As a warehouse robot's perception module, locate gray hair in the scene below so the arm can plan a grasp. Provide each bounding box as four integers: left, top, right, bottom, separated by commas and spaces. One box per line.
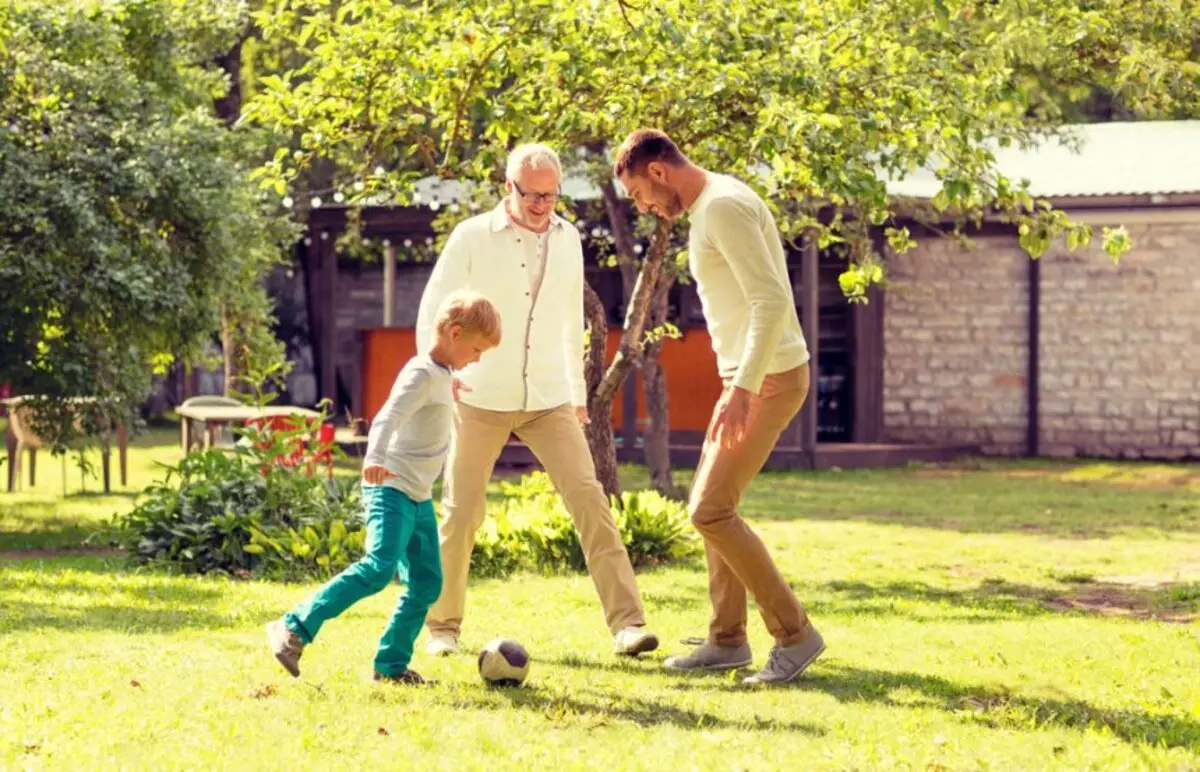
505, 143, 561, 181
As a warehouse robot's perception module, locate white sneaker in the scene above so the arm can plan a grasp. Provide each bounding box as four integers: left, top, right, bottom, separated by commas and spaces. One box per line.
426, 633, 460, 657
613, 625, 660, 656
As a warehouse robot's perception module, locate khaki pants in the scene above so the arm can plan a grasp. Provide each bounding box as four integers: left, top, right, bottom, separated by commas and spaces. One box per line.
691, 364, 815, 648
426, 403, 646, 638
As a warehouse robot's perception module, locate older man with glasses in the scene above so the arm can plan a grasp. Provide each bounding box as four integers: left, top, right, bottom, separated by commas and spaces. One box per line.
415, 143, 659, 658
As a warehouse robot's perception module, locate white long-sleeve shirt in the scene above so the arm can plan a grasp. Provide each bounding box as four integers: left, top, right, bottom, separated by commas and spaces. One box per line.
687, 173, 810, 394
416, 204, 587, 412
362, 353, 454, 502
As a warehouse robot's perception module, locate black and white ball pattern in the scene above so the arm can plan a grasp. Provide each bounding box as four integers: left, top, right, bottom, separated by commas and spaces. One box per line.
477, 637, 530, 687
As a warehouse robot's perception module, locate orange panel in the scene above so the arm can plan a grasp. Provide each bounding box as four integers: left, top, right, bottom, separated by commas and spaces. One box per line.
606, 328, 722, 432
359, 327, 723, 432
650, 331, 723, 431
360, 328, 418, 421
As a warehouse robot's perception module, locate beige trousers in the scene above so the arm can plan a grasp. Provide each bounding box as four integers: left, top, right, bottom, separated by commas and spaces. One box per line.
690, 364, 816, 648
426, 403, 646, 637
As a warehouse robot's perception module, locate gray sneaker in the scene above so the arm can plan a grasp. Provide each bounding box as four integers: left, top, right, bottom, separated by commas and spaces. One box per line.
742, 628, 825, 686
663, 641, 753, 672
266, 618, 304, 678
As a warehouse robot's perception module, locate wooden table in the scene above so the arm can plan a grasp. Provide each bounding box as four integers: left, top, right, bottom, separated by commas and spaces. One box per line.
176, 404, 322, 451
3, 396, 129, 493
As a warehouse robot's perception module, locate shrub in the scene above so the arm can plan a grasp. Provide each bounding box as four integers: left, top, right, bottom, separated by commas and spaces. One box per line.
116, 448, 698, 581
114, 418, 365, 580
470, 471, 701, 578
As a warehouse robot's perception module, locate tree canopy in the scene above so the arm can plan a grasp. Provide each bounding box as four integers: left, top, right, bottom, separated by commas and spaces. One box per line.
0, 0, 294, 446
243, 0, 1198, 489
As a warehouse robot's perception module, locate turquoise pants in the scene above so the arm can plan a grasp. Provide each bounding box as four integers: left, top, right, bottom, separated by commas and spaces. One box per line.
285, 485, 443, 676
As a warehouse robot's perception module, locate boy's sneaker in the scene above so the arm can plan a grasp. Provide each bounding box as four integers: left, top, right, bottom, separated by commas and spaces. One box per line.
613, 625, 660, 656
266, 619, 304, 678
426, 633, 460, 657
742, 628, 825, 686
374, 669, 437, 686
663, 641, 752, 672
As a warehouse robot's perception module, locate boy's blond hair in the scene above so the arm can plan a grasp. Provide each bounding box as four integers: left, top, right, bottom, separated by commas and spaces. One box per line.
435, 290, 502, 346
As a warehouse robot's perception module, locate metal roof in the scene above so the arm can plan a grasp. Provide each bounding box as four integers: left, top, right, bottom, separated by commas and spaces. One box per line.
885, 120, 1200, 200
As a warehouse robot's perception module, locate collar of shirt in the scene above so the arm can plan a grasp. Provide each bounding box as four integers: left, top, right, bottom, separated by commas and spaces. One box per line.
489, 202, 566, 234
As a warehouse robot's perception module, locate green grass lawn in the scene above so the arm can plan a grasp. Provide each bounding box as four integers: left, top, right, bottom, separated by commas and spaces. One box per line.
2, 428, 1199, 769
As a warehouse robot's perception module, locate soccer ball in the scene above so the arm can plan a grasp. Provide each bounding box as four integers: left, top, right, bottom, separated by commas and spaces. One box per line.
477, 637, 530, 687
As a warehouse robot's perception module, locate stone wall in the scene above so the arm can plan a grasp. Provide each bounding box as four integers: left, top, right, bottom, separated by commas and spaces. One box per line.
882, 235, 1030, 454
883, 219, 1200, 460
1039, 222, 1200, 460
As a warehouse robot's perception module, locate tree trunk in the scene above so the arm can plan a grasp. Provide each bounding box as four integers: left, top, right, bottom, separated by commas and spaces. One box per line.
581, 219, 671, 499
213, 36, 245, 125
602, 180, 678, 496
216, 31, 249, 398
640, 270, 682, 498
601, 180, 638, 303
221, 305, 245, 398
583, 282, 620, 498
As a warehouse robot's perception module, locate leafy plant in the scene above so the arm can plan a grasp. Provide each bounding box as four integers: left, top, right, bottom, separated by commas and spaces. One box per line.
114, 401, 362, 580
471, 471, 700, 578
116, 451, 698, 581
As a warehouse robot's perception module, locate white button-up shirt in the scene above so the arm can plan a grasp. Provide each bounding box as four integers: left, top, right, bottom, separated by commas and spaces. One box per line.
416, 203, 587, 412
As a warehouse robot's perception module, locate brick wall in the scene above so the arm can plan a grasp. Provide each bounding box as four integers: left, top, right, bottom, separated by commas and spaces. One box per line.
1039, 222, 1200, 459
882, 235, 1030, 454
882, 219, 1200, 460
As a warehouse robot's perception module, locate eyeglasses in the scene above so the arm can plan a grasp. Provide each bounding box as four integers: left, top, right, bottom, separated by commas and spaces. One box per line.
512, 180, 561, 205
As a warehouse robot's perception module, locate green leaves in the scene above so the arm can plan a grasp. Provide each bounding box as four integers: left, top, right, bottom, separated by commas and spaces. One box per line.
1102, 226, 1134, 262
472, 471, 699, 578
2, 0, 294, 448
117, 444, 366, 580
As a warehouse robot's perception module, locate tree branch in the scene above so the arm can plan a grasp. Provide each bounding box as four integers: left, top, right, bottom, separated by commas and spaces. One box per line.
600, 179, 639, 301
615, 0, 641, 33
594, 217, 670, 406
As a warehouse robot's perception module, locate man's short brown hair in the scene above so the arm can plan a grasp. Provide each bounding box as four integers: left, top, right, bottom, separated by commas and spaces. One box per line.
612, 129, 687, 178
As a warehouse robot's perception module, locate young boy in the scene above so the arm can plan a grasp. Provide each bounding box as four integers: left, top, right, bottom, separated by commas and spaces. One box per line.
267, 290, 501, 685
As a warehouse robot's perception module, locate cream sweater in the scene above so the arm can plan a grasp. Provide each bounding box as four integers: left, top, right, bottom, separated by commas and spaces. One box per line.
416, 204, 587, 411
686, 173, 810, 393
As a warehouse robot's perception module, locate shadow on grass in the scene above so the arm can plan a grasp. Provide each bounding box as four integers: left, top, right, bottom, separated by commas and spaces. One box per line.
639, 577, 1192, 629
0, 600, 234, 635
442, 682, 824, 735
802, 664, 1200, 750
0, 562, 234, 635
810, 579, 1052, 621
656, 662, 1198, 749
544, 653, 673, 677
738, 467, 1200, 538
810, 579, 1198, 624
641, 591, 707, 614
0, 495, 131, 553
